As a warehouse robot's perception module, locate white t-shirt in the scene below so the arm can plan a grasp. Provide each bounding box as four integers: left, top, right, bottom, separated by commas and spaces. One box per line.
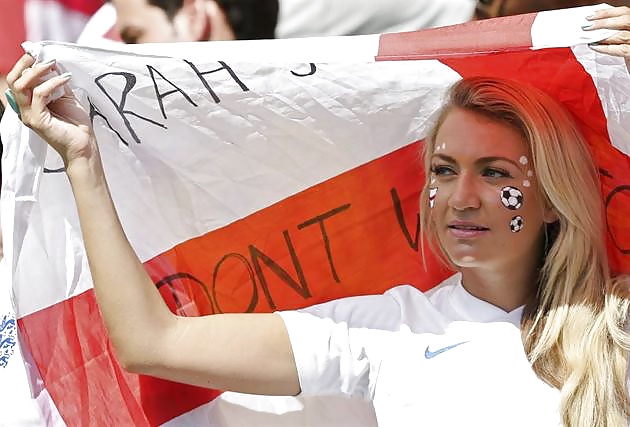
276, 0, 476, 38
279, 273, 563, 426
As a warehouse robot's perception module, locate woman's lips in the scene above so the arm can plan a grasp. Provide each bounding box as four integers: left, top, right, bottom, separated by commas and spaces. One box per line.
447, 223, 490, 239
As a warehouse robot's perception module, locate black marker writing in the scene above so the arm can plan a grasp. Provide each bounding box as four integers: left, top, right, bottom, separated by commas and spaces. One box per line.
147, 65, 198, 120
605, 184, 630, 255
184, 60, 249, 104
155, 272, 215, 316
250, 230, 310, 310
89, 97, 133, 146
291, 63, 317, 77
94, 72, 166, 144
391, 188, 420, 251
297, 204, 351, 283
212, 253, 259, 313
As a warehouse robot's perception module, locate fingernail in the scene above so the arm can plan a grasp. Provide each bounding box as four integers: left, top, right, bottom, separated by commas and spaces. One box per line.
4, 88, 21, 117
588, 41, 600, 46
59, 72, 72, 80
39, 58, 56, 67
586, 14, 596, 20
581, 23, 593, 30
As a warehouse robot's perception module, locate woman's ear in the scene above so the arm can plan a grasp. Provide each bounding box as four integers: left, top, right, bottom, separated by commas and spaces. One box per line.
543, 206, 559, 224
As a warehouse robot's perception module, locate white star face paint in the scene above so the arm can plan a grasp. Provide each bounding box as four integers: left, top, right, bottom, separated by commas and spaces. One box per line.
510, 216, 524, 233
527, 170, 533, 177
523, 180, 531, 188
519, 156, 529, 165
429, 187, 438, 209
500, 186, 523, 210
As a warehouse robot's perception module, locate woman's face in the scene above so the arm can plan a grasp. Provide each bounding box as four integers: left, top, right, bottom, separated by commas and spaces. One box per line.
429, 108, 556, 269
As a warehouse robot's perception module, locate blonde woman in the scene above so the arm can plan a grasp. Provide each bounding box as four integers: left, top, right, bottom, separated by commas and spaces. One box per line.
5, 6, 630, 426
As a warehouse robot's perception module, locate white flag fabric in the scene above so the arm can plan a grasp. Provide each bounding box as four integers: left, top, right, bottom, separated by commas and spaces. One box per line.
1, 4, 629, 426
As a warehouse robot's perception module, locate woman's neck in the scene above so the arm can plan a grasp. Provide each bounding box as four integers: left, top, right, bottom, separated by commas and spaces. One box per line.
459, 261, 539, 312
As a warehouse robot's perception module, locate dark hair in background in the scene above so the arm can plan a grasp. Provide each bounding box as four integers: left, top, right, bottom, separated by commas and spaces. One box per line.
148, 0, 278, 40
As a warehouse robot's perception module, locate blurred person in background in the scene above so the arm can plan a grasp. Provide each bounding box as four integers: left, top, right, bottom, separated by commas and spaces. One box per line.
90, 0, 476, 45
85, 0, 628, 49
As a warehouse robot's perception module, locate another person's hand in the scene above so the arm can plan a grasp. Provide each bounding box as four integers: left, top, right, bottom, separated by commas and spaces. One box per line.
585, 6, 630, 69
6, 54, 96, 169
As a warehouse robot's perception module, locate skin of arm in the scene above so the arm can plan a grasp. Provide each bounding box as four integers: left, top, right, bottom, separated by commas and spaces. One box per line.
7, 55, 300, 396
69, 157, 300, 395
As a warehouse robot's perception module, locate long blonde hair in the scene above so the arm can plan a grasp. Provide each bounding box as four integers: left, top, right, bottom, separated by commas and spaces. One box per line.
420, 77, 630, 426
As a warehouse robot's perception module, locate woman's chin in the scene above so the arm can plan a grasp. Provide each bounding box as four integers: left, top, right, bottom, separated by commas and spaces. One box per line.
445, 250, 484, 268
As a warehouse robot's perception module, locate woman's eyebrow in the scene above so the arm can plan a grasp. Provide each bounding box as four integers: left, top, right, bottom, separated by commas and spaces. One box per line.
476, 156, 523, 170
431, 153, 456, 163
431, 154, 524, 170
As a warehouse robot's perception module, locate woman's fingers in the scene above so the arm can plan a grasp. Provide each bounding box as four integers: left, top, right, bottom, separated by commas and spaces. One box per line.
584, 6, 630, 31
5, 54, 35, 87
6, 53, 96, 167
15, 59, 57, 89
11, 59, 58, 102
28, 73, 72, 124
584, 6, 630, 59
592, 30, 630, 46
584, 6, 630, 30
589, 44, 630, 60
590, 30, 630, 58
7, 55, 64, 127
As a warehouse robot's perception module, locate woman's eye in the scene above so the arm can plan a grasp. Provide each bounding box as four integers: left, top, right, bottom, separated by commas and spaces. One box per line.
431, 165, 455, 176
483, 168, 512, 178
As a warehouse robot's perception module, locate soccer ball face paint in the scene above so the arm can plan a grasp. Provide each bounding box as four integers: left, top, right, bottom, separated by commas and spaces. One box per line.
510, 216, 524, 233
500, 186, 523, 210
501, 187, 524, 234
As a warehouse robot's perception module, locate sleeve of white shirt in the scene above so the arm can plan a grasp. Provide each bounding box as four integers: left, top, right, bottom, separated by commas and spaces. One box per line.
297, 292, 404, 331
277, 310, 392, 400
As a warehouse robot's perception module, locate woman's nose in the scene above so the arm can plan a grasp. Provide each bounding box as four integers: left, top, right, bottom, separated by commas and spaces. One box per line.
448, 173, 481, 211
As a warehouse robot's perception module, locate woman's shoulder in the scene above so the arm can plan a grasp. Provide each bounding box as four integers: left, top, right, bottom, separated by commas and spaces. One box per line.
293, 273, 461, 333
385, 273, 461, 312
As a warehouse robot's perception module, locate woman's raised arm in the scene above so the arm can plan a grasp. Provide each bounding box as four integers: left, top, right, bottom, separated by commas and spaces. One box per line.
5, 54, 300, 396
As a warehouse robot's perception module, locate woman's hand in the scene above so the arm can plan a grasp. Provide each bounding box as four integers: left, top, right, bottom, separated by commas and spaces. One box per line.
585, 6, 630, 68
6, 54, 96, 168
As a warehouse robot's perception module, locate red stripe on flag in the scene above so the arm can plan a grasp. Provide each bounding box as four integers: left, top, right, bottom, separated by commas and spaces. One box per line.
376, 14, 536, 61
18, 290, 221, 426
20, 142, 451, 425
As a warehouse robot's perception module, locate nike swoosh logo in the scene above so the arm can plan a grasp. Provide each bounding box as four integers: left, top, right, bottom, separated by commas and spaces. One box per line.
424, 341, 469, 359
